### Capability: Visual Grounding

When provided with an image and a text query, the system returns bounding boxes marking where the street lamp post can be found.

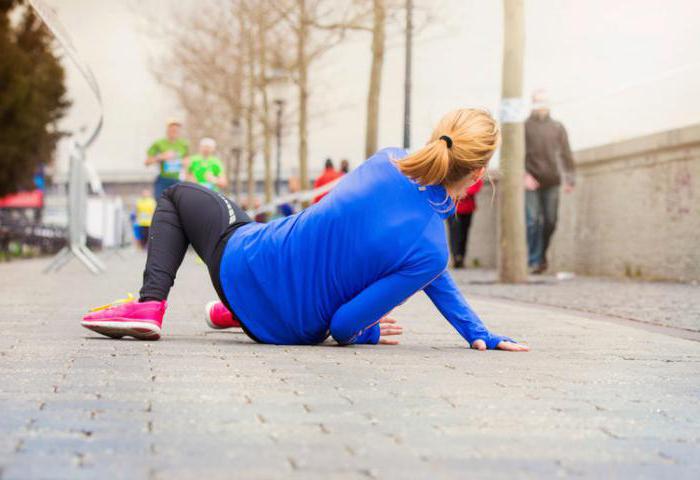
[274,100,285,195]
[266,66,288,197]
[403,0,413,150]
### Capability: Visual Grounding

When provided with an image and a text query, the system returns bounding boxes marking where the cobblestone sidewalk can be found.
[452,268,700,333]
[0,253,698,479]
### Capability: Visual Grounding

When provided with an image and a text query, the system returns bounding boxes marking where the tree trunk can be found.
[498,0,528,283]
[245,21,257,208]
[364,0,385,160]
[257,11,273,204]
[297,0,309,195]
[233,8,245,200]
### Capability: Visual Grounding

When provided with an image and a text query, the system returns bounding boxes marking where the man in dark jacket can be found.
[525,90,575,274]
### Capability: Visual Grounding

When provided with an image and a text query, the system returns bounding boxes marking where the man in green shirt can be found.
[186,137,227,191]
[145,118,189,198]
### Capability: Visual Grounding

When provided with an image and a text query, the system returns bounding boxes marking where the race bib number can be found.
[163,158,182,174]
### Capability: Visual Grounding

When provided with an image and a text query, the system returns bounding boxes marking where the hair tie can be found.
[439,135,453,149]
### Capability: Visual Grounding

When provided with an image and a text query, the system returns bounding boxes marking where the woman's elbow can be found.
[329,325,354,346]
[330,333,353,346]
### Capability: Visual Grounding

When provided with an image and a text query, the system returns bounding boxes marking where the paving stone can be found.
[0,252,698,479]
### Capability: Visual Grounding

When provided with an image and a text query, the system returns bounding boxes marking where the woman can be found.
[448,178,483,269]
[82,109,528,352]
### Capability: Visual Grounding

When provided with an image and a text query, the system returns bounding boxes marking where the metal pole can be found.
[402,0,413,149]
[44,141,104,274]
[30,0,106,275]
[274,100,284,195]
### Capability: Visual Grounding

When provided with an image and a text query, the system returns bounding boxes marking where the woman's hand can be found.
[378,316,403,345]
[471,339,530,352]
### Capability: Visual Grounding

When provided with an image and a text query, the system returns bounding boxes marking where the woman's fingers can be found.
[470,339,530,351]
[379,318,402,345]
[379,325,403,336]
[380,323,402,330]
[497,341,530,352]
[380,329,402,336]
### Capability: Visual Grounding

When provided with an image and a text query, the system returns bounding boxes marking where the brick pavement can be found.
[0,253,698,479]
[452,268,700,333]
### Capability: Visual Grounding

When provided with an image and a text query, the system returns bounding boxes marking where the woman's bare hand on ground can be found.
[471,340,530,352]
[378,316,403,345]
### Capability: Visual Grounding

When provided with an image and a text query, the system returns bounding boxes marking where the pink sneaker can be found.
[81,294,166,340]
[205,301,241,329]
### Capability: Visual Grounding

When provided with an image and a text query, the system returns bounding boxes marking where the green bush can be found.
[0,0,69,196]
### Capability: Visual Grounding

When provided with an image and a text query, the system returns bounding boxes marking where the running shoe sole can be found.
[81,320,161,340]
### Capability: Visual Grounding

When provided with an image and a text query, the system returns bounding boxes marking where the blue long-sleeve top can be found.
[219,148,511,348]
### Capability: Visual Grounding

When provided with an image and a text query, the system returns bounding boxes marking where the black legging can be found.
[139,182,251,303]
[447,212,473,263]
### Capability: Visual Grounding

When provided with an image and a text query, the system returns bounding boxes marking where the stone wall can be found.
[465,123,700,282]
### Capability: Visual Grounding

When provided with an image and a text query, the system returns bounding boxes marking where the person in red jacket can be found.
[313,158,343,203]
[448,178,483,268]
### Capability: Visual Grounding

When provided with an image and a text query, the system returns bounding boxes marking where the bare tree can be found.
[272,0,372,193]
[241,4,258,206]
[146,2,247,195]
[334,0,427,160]
[147,0,406,204]
[256,6,274,204]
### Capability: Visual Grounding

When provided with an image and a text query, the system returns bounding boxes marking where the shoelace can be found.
[88,293,135,312]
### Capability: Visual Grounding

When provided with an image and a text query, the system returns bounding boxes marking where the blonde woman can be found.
[82,109,528,352]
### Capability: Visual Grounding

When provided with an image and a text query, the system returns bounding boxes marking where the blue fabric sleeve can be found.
[423,271,513,349]
[330,256,441,346]
[352,322,381,345]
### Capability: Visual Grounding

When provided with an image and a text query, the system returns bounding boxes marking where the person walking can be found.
[145,119,189,199]
[186,138,227,191]
[448,178,483,269]
[525,90,575,274]
[312,158,343,203]
[134,189,156,249]
[81,108,527,352]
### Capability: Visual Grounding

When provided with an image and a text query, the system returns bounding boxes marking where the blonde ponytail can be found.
[397,138,451,185]
[398,108,500,187]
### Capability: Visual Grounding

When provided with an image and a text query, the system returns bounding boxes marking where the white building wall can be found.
[47,0,700,183]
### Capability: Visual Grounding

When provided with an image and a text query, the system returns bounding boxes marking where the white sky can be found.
[46,0,700,180]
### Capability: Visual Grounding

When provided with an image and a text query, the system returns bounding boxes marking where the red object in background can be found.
[0,189,44,209]
[455,179,483,215]
[312,168,343,203]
